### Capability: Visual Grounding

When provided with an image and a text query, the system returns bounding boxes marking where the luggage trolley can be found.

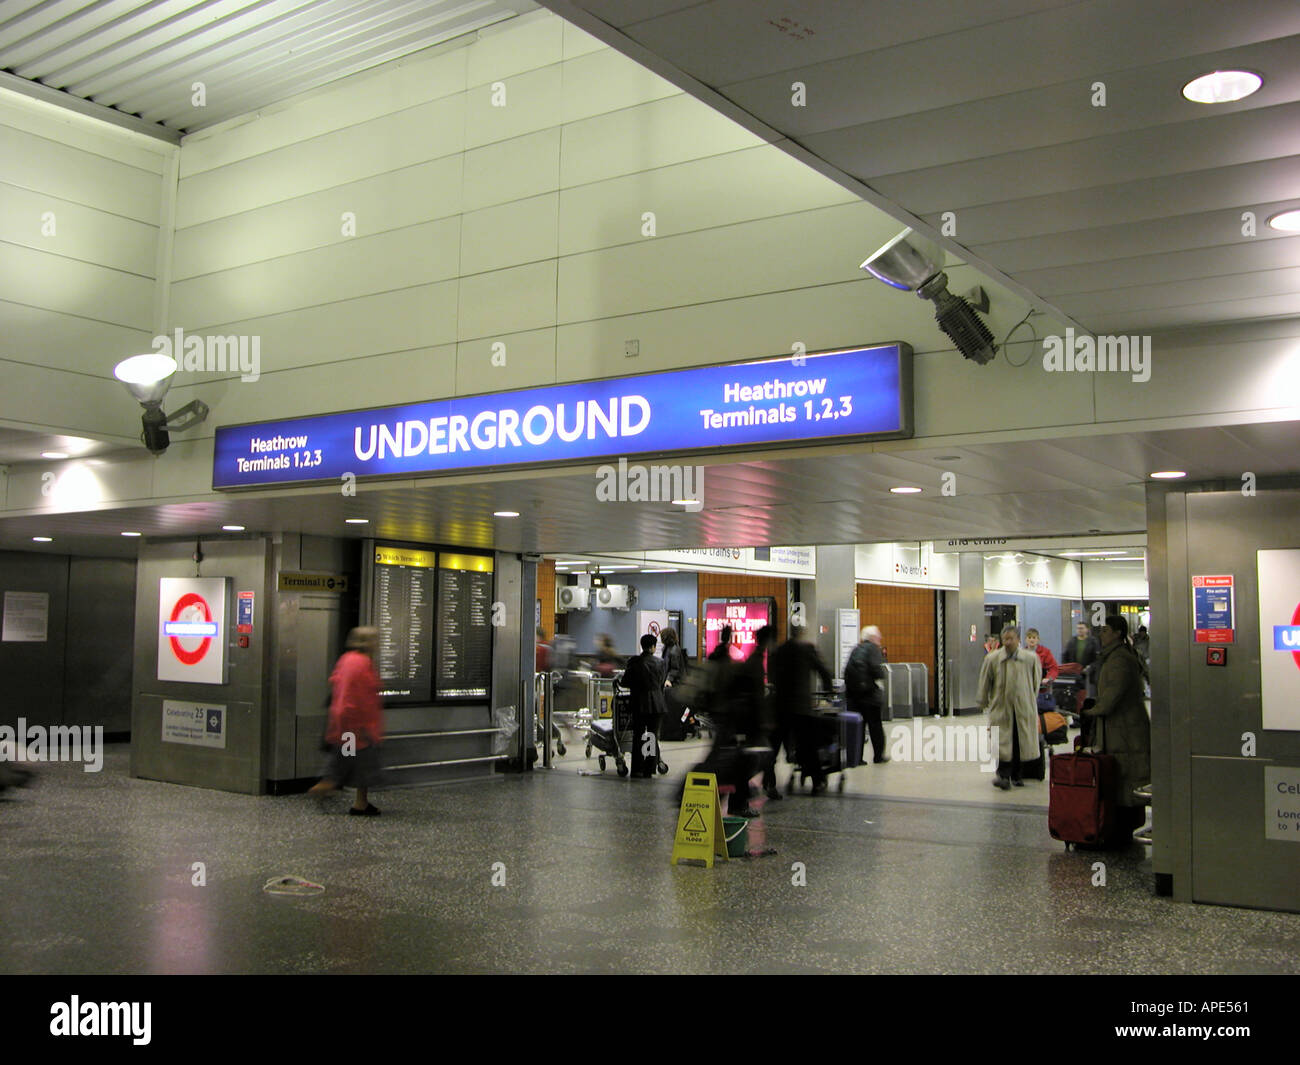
[582,676,632,776]
[786,691,860,793]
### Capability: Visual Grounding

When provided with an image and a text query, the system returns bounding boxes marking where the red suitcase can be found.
[1048,751,1120,847]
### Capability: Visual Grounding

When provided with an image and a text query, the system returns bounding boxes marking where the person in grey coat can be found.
[1080,614,1152,839]
[977,624,1042,789]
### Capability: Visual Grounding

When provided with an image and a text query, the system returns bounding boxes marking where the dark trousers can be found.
[763,725,786,790]
[997,717,1023,781]
[630,712,661,776]
[854,700,886,763]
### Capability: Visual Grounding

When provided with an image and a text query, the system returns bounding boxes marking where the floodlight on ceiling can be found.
[1181,70,1262,104]
[113,353,209,456]
[860,228,998,365]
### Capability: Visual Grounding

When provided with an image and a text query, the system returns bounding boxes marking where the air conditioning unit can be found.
[596,584,630,610]
[556,586,589,613]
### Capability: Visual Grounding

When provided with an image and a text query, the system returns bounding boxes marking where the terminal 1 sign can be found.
[212,344,911,489]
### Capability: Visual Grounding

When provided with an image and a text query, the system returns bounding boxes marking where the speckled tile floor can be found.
[0,744,1296,974]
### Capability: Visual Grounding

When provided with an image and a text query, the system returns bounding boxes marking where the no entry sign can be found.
[158,577,229,684]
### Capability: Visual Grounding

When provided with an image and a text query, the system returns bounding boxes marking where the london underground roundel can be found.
[167,592,213,665]
[157,577,229,685]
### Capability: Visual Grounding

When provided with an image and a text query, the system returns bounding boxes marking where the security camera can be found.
[861,229,998,365]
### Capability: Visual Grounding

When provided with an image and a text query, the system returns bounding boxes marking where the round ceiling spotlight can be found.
[1267,209,1300,232]
[889,486,923,494]
[1181,70,1262,104]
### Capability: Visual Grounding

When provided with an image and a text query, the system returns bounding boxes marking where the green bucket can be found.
[722,816,749,858]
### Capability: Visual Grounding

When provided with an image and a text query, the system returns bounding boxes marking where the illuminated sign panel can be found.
[212,345,911,489]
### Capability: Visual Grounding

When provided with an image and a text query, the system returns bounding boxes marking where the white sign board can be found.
[162,699,227,748]
[1258,550,1300,731]
[587,545,816,578]
[1265,766,1300,841]
[157,577,229,685]
[2,591,49,642]
[637,610,670,645]
[836,608,860,680]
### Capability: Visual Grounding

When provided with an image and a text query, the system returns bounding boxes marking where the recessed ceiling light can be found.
[1150,470,1187,479]
[1267,209,1300,232]
[222,524,245,532]
[32,536,53,542]
[890,486,923,494]
[493,511,520,518]
[640,568,679,573]
[41,451,68,459]
[345,518,369,524]
[1182,70,1262,104]
[121,531,142,537]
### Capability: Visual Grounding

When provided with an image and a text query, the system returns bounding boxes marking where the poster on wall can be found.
[1192,574,1235,643]
[2,591,49,642]
[157,577,229,684]
[161,699,227,748]
[1257,551,1300,731]
[702,598,774,661]
[637,610,670,645]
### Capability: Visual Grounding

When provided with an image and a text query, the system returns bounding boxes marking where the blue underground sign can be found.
[212,344,911,489]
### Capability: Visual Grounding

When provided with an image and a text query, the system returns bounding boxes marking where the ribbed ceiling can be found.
[0,0,537,133]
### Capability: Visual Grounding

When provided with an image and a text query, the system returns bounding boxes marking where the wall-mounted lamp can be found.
[113,353,209,455]
[860,228,998,364]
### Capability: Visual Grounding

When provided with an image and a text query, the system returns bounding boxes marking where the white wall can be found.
[1081,558,1149,599]
[0,92,176,444]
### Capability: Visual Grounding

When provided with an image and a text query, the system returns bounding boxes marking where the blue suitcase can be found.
[839,710,865,768]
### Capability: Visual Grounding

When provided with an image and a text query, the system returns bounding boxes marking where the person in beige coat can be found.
[1080,614,1151,839]
[977,624,1043,789]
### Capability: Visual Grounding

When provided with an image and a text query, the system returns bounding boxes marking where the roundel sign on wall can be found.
[1256,551,1300,732]
[158,577,229,685]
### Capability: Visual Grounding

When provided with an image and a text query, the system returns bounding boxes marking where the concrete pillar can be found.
[949,552,985,714]
[812,544,857,677]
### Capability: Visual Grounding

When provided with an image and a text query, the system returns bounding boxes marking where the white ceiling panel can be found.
[540,0,1300,335]
[0,0,538,133]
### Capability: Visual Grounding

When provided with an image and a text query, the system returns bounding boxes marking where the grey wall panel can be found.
[0,550,68,729]
[130,539,272,795]
[64,557,136,732]
[1155,484,1300,910]
[1191,757,1300,912]
[492,553,526,764]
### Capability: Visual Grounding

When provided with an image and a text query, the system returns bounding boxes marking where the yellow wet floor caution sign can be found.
[671,772,728,867]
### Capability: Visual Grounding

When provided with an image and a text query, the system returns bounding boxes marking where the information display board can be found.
[435,553,494,699]
[372,546,436,703]
[702,598,775,661]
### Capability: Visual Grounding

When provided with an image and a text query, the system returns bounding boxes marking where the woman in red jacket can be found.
[309,627,385,815]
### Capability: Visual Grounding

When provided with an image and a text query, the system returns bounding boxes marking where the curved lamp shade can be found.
[859,228,944,291]
[114,353,176,406]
